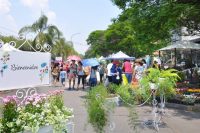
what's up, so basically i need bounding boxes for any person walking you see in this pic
[98,63,105,83]
[106,60,113,82]
[122,59,133,84]
[68,60,77,90]
[133,60,144,82]
[89,66,98,87]
[60,68,67,86]
[112,61,122,85]
[77,61,85,90]
[51,65,59,85]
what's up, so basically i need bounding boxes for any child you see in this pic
[60,68,67,86]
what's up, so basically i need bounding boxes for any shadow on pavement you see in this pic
[171,109,200,120]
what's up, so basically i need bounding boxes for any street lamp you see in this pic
[70,33,81,47]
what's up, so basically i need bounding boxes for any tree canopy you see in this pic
[19,14,62,46]
[85,0,200,58]
[1,14,79,59]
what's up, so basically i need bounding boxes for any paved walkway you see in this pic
[42,85,200,133]
[1,84,200,133]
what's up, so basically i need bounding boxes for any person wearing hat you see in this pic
[133,60,144,82]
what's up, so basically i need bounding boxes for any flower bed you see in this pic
[0,90,74,133]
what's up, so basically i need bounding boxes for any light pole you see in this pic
[70,33,81,47]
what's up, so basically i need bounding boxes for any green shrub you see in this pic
[107,83,118,94]
[86,85,108,133]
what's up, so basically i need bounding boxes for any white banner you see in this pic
[0,51,51,90]
[55,57,62,62]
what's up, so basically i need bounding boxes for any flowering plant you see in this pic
[1,95,22,133]
[46,90,73,132]
[0,90,73,133]
[16,93,48,133]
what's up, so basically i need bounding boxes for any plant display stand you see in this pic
[143,89,165,131]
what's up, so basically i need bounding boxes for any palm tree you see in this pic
[52,38,79,60]
[19,14,62,46]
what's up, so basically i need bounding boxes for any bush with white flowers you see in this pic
[0,90,73,133]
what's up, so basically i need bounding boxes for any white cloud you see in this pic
[20,0,56,24]
[6,14,17,29]
[46,10,56,23]
[0,0,11,14]
[0,0,18,35]
[20,0,49,9]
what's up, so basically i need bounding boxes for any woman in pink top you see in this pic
[122,59,133,83]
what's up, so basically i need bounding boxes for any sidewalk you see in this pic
[43,85,200,133]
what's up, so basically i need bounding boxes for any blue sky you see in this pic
[0,0,121,54]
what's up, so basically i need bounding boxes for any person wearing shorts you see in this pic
[68,60,77,90]
[77,61,85,90]
[60,68,67,86]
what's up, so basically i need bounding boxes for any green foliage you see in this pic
[51,38,78,60]
[116,84,135,105]
[48,92,64,111]
[86,85,108,133]
[86,0,200,57]
[19,14,61,46]
[177,71,186,82]
[140,68,180,99]
[107,83,118,94]
[86,84,139,133]
[1,97,21,133]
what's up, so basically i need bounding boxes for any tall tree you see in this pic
[19,14,61,46]
[52,38,79,60]
[86,0,200,57]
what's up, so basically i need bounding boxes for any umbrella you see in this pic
[82,58,100,67]
[67,55,81,61]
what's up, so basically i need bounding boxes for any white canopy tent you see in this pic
[159,41,200,51]
[106,51,135,60]
[158,41,200,67]
[98,56,105,61]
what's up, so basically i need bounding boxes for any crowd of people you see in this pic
[105,59,148,86]
[51,60,106,90]
[51,57,157,90]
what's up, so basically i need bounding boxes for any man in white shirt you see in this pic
[106,60,113,82]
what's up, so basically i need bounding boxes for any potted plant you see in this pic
[106,83,121,106]
[85,84,137,133]
[0,90,74,133]
[139,68,179,100]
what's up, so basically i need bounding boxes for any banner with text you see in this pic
[0,51,51,90]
